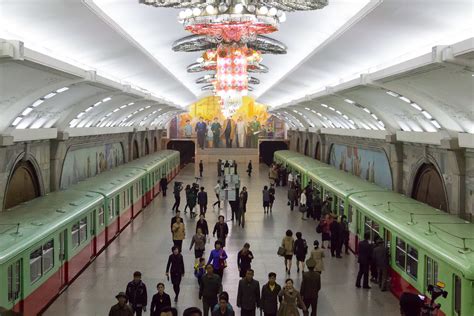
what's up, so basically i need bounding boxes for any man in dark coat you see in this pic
[356,232,372,289]
[236,269,260,316]
[195,117,207,150]
[199,160,204,177]
[237,187,248,228]
[212,215,229,247]
[200,264,223,316]
[160,175,168,196]
[330,216,343,258]
[373,238,389,291]
[125,271,148,316]
[300,259,321,316]
[260,272,281,316]
[198,187,208,216]
[166,246,185,302]
[196,214,209,236]
[109,292,134,316]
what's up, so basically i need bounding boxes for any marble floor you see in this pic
[44,163,399,316]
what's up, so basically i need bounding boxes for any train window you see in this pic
[42,240,54,274]
[426,256,438,290]
[453,274,461,315]
[30,247,42,283]
[98,207,105,226]
[348,205,353,224]
[8,260,21,302]
[395,237,418,280]
[407,245,418,279]
[396,238,406,270]
[79,217,87,243]
[338,198,344,216]
[364,217,380,242]
[109,200,114,219]
[71,223,80,248]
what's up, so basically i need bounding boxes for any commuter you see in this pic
[184,307,203,316]
[269,184,276,212]
[288,184,297,211]
[213,181,221,209]
[287,172,294,188]
[237,187,248,228]
[300,259,321,316]
[229,192,240,221]
[313,194,322,221]
[310,241,325,274]
[281,230,295,274]
[320,214,331,249]
[109,292,133,316]
[188,184,198,217]
[171,217,185,252]
[199,264,223,316]
[212,293,235,316]
[196,214,209,237]
[150,283,171,316]
[281,167,287,187]
[184,185,191,213]
[261,272,282,316]
[399,292,424,316]
[194,257,207,287]
[355,232,372,289]
[236,269,261,316]
[212,216,229,247]
[321,197,332,216]
[340,215,350,254]
[262,185,271,213]
[160,175,168,197]
[294,232,308,273]
[125,271,148,316]
[166,246,185,302]
[170,211,182,233]
[195,117,207,150]
[158,306,178,316]
[330,216,342,258]
[172,182,183,212]
[190,227,207,263]
[269,164,278,185]
[207,240,228,278]
[299,189,307,220]
[212,292,234,314]
[372,238,389,291]
[199,160,204,177]
[247,160,252,177]
[237,242,254,278]
[277,279,307,316]
[198,187,208,216]
[305,188,313,220]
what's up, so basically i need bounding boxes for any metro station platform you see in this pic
[44,163,399,316]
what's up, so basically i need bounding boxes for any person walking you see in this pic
[188,184,198,217]
[238,187,248,228]
[300,259,321,316]
[330,216,342,258]
[190,227,207,263]
[194,257,207,287]
[200,264,223,316]
[294,232,308,274]
[171,217,185,253]
[212,292,235,314]
[150,283,171,316]
[196,214,209,238]
[212,293,235,316]
[172,182,183,212]
[160,175,168,197]
[320,214,331,249]
[170,211,182,233]
[299,189,307,220]
[287,172,294,188]
[277,279,307,316]
[199,160,204,177]
[213,181,221,210]
[125,271,148,316]
[198,187,208,216]
[281,230,295,274]
[310,241,325,275]
[109,292,134,316]
[211,117,222,148]
[288,185,297,211]
[212,216,229,247]
[262,186,271,214]
[207,240,228,279]
[247,160,253,177]
[237,269,261,316]
[305,188,313,220]
[373,238,389,291]
[261,272,282,316]
[195,117,207,150]
[340,215,350,254]
[355,232,372,289]
[269,184,276,213]
[166,246,185,302]
[237,243,254,278]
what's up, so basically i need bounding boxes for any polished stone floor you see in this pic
[44,163,399,316]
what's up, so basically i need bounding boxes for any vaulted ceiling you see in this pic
[0,0,472,145]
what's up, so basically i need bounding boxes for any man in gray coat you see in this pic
[372,238,389,291]
[300,258,321,316]
[260,272,282,316]
[237,269,260,316]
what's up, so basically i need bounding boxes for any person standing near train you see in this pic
[160,175,168,197]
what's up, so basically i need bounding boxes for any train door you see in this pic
[90,209,97,258]
[453,274,462,316]
[115,195,120,232]
[141,177,147,208]
[58,229,68,290]
[384,229,392,258]
[130,186,134,217]
[8,259,23,313]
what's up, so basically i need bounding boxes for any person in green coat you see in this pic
[211,117,222,148]
[248,116,261,148]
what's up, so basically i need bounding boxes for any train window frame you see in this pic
[425,256,438,291]
[98,207,105,226]
[406,245,418,279]
[109,199,114,220]
[79,217,88,243]
[29,247,43,284]
[42,239,54,274]
[71,223,80,248]
[364,217,380,242]
[8,259,21,302]
[453,274,461,315]
[395,237,418,280]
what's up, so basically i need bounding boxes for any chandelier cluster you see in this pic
[139,0,328,113]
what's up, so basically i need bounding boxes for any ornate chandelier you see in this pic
[139,0,328,112]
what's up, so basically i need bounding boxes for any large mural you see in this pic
[329,144,393,190]
[60,143,124,189]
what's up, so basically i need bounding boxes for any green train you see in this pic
[274,150,473,316]
[0,150,180,315]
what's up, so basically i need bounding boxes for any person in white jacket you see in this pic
[299,190,307,220]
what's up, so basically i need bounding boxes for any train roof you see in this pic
[123,150,178,172]
[0,190,103,264]
[349,191,474,279]
[274,150,302,162]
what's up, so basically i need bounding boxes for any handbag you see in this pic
[299,205,307,213]
[277,246,286,256]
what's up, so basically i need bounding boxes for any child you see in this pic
[194,257,206,287]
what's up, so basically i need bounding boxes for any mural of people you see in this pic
[211,117,222,148]
[195,117,207,150]
[206,119,213,148]
[184,120,193,137]
[222,117,235,148]
[235,116,246,148]
[248,115,261,148]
